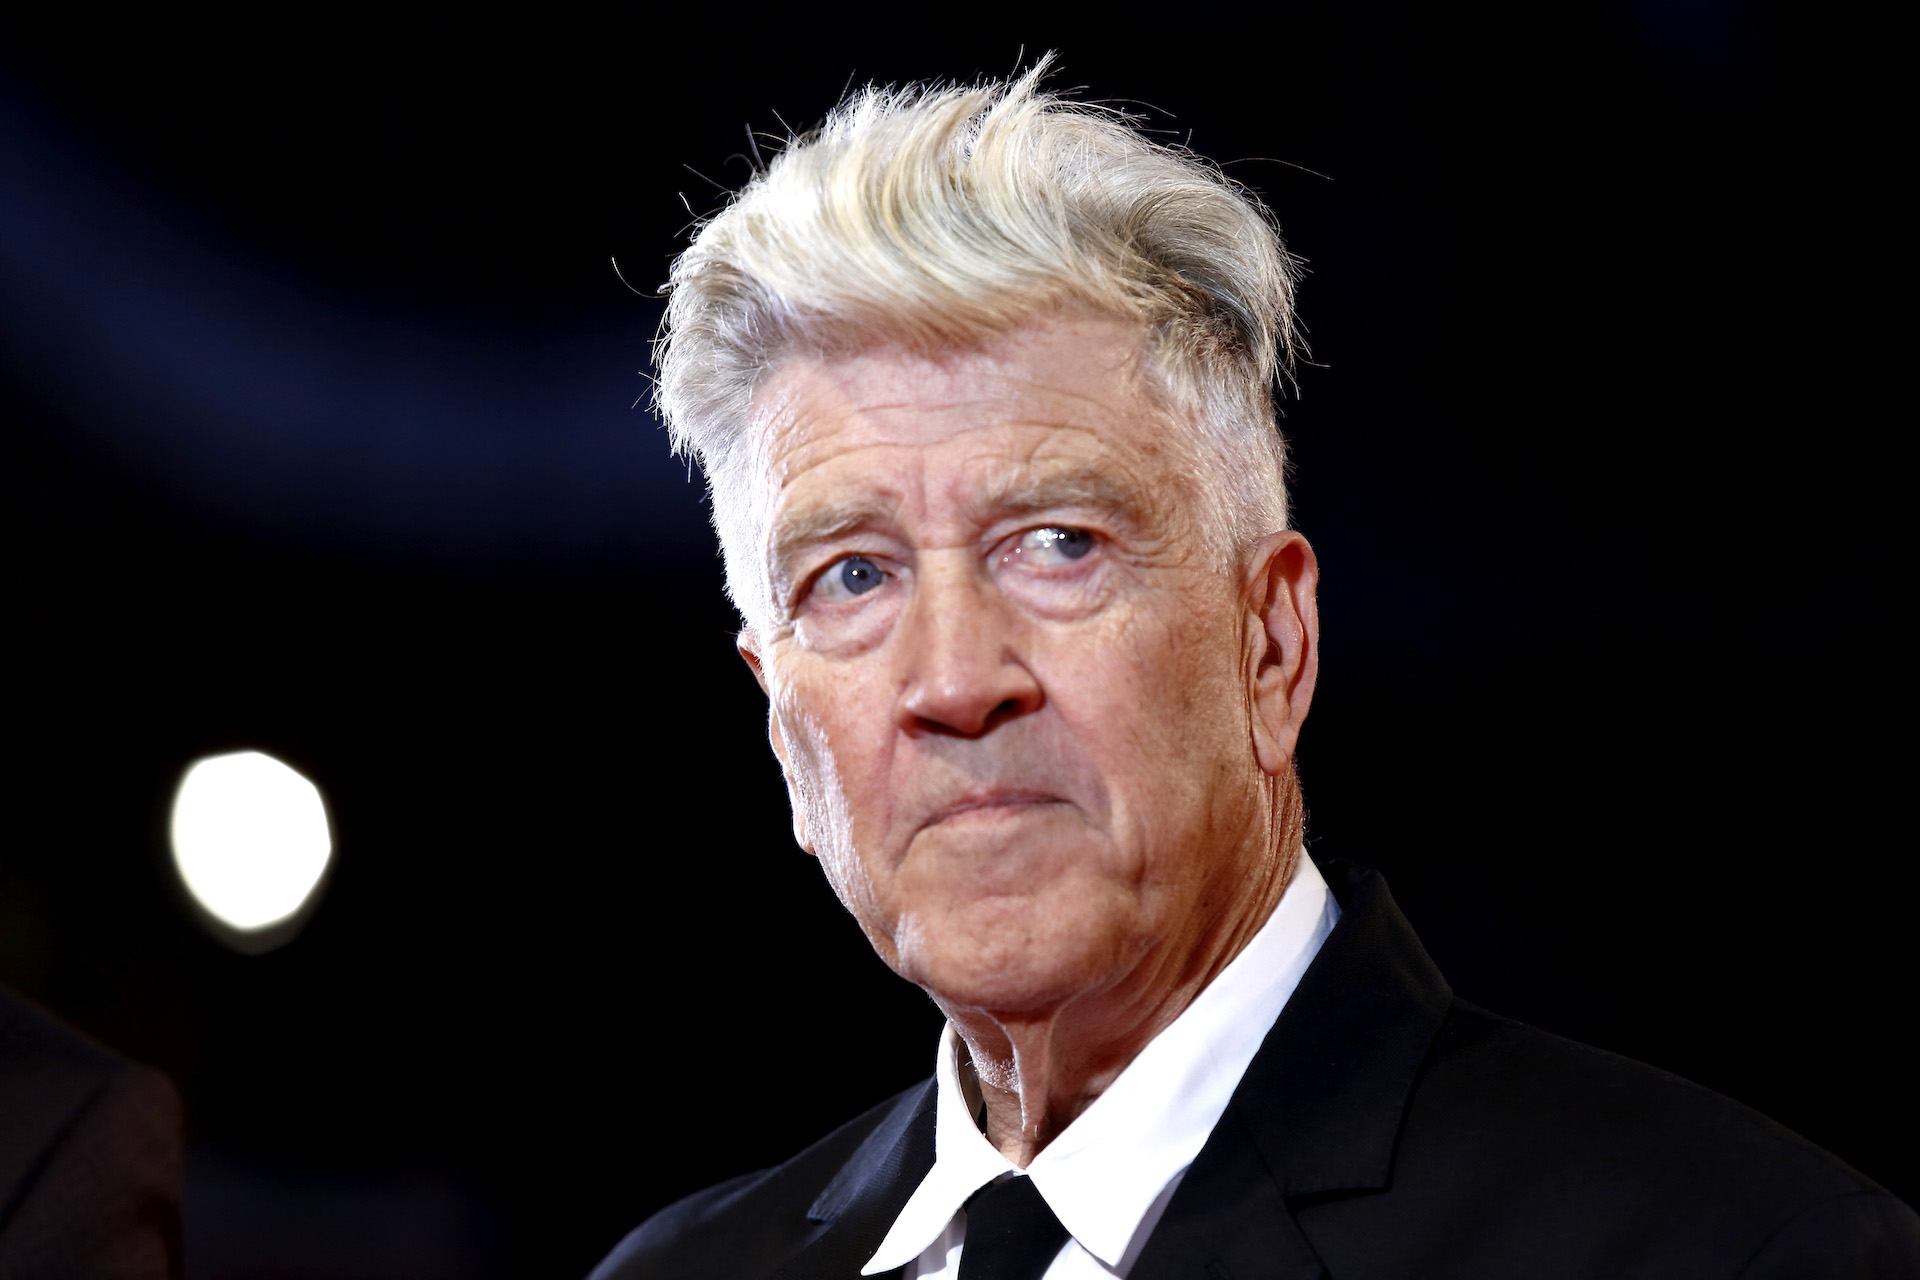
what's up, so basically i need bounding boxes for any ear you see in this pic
[1243,531,1320,777]
[738,628,814,854]
[737,627,772,696]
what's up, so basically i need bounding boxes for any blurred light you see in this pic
[171,751,333,942]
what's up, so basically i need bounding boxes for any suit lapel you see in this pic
[772,1080,938,1280]
[1130,1102,1327,1280]
[1131,862,1454,1280]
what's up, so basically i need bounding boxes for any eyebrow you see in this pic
[767,496,899,576]
[973,462,1141,521]
[766,459,1148,584]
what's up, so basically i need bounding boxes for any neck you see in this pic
[948,800,1301,1167]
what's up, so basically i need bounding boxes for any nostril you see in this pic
[981,696,1027,733]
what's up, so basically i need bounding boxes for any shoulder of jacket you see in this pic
[587,1079,931,1280]
[1417,1000,1881,1203]
[0,987,163,1208]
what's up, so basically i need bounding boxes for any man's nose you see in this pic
[894,554,1044,738]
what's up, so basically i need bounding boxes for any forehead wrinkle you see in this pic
[755,332,1150,466]
[765,406,1167,557]
[761,340,1146,446]
[842,379,1141,447]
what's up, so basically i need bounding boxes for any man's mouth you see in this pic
[921,789,1062,829]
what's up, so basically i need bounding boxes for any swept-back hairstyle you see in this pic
[655,59,1303,627]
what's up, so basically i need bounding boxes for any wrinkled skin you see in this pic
[737,314,1319,1164]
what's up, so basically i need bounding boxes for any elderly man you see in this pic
[591,69,1917,1280]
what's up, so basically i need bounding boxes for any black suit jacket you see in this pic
[592,862,1920,1279]
[0,986,183,1280]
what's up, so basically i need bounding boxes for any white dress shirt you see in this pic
[862,853,1341,1279]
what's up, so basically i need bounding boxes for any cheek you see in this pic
[1153,582,1251,715]
[775,695,846,841]
[771,673,899,933]
[1047,593,1247,826]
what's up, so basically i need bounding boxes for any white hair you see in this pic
[654,60,1303,628]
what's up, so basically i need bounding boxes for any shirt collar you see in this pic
[862,853,1339,1274]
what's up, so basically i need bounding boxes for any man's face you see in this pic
[740,315,1283,1020]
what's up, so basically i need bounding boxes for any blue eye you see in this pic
[1022,527,1094,562]
[812,555,886,602]
[839,557,884,592]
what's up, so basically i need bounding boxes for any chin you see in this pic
[892,890,1138,1018]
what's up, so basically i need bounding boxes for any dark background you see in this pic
[1,2,1906,1276]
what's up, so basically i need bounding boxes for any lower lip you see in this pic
[931,799,1056,825]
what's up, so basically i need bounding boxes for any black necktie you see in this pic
[957,1175,1071,1280]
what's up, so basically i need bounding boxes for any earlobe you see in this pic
[1245,531,1320,778]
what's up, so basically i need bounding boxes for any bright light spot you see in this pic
[171,751,333,934]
